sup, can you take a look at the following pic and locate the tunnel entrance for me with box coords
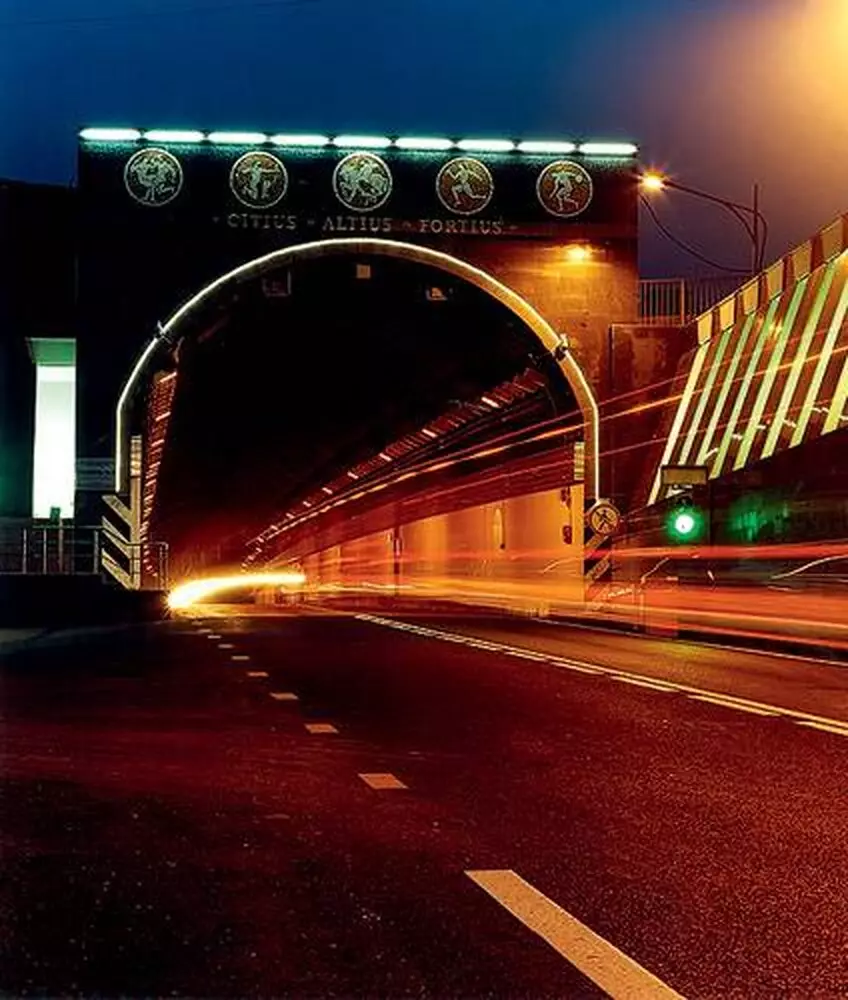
[112,239,596,584]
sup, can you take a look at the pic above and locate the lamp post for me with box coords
[641,172,768,275]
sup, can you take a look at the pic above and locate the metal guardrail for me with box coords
[638,277,745,326]
[0,522,168,590]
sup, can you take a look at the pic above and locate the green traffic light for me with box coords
[674,512,696,537]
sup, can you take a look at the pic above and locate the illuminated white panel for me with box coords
[761,259,837,459]
[207,131,268,144]
[394,137,455,150]
[331,135,392,148]
[79,127,141,142]
[32,365,76,518]
[677,326,732,465]
[695,312,756,466]
[734,278,809,471]
[647,346,708,504]
[578,142,638,156]
[142,129,205,143]
[270,134,330,146]
[792,263,848,445]
[457,139,516,152]
[517,140,577,154]
[711,296,782,478]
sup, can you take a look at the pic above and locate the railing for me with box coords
[638,276,746,327]
[0,522,168,590]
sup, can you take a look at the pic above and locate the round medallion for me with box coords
[436,157,494,215]
[229,151,289,209]
[536,160,593,218]
[124,148,183,207]
[332,152,393,212]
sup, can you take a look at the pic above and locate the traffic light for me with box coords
[665,495,706,543]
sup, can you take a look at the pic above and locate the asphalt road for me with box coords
[2,607,848,998]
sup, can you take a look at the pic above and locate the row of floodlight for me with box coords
[78,127,638,157]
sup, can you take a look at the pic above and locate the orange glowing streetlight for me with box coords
[640,171,666,193]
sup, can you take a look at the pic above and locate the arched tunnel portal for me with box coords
[114,239,598,591]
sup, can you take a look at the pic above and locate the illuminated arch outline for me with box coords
[115,238,600,499]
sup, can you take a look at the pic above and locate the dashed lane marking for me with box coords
[269,691,299,702]
[466,870,685,1000]
[231,655,251,662]
[247,671,269,678]
[610,675,679,693]
[796,720,848,737]
[355,614,848,739]
[305,723,339,734]
[206,634,222,640]
[689,694,778,717]
[358,773,407,790]
[218,643,235,649]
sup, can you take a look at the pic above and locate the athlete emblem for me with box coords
[536,161,593,218]
[436,157,494,215]
[230,151,288,209]
[332,152,393,212]
[124,148,183,207]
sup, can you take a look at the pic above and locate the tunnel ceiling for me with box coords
[150,253,577,558]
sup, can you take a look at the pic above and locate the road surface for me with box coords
[2,607,848,998]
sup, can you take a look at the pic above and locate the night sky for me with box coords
[1,0,845,274]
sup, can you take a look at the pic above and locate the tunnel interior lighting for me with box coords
[517,140,577,154]
[579,142,638,156]
[394,137,455,150]
[565,244,592,263]
[270,133,330,146]
[30,346,76,520]
[331,135,392,148]
[457,139,516,152]
[79,127,141,142]
[207,131,268,144]
[142,129,205,143]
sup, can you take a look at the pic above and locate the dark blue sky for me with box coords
[1,0,843,275]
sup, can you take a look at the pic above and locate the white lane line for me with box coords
[218,643,235,649]
[466,870,685,1000]
[247,670,269,678]
[611,676,679,693]
[231,655,251,662]
[689,695,779,718]
[536,616,846,669]
[796,720,848,737]
[305,723,339,734]
[356,614,848,735]
[269,691,299,702]
[206,634,222,640]
[358,772,407,790]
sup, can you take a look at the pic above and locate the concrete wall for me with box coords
[300,484,585,616]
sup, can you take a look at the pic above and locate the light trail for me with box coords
[168,570,306,609]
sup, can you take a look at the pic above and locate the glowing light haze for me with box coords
[1,0,845,270]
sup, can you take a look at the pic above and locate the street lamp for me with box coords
[641,171,768,275]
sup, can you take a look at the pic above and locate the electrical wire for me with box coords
[640,195,750,275]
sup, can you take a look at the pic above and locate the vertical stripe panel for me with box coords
[733,277,809,471]
[791,258,848,446]
[711,295,782,478]
[695,312,756,468]
[760,261,836,460]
